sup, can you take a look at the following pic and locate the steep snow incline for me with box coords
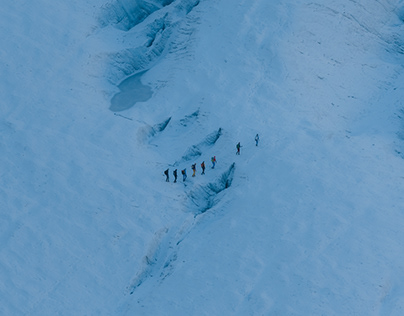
[1,0,404,315]
[0,1,148,314]
[119,0,404,315]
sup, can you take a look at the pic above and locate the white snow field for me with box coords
[1,0,404,314]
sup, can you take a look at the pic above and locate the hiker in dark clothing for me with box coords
[255,134,259,146]
[173,169,178,183]
[201,161,205,175]
[182,169,187,182]
[236,142,241,155]
[164,169,169,182]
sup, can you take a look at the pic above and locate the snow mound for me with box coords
[188,162,235,214]
[99,0,175,31]
[176,128,222,164]
[100,0,201,84]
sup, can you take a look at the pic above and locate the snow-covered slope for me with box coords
[1,0,404,315]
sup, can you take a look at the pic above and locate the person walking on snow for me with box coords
[192,163,196,177]
[255,134,259,146]
[173,169,178,183]
[211,156,217,169]
[164,169,169,182]
[182,169,187,182]
[201,161,206,175]
[236,142,241,155]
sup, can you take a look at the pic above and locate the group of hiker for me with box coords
[236,134,259,155]
[164,134,259,182]
[164,156,217,182]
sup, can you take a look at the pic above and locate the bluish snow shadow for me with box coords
[137,117,172,143]
[99,0,175,31]
[188,163,236,215]
[175,128,222,165]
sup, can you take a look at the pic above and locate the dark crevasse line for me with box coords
[99,0,200,31]
[128,163,235,295]
[137,117,172,143]
[106,14,171,83]
[105,0,201,86]
[395,108,404,158]
[128,227,169,294]
[179,109,200,127]
[175,128,222,165]
[188,162,235,215]
[99,0,175,31]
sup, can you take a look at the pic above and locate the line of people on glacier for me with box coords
[164,133,259,182]
[164,156,216,182]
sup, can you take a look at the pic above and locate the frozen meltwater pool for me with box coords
[110,70,153,112]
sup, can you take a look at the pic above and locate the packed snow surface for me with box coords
[1,0,404,314]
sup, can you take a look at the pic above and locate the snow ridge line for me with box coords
[175,127,222,165]
[188,162,236,215]
[126,217,192,294]
[137,117,172,143]
[101,0,201,84]
[179,109,200,126]
[128,163,235,295]
[99,0,175,31]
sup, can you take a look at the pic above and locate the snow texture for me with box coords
[1,0,404,315]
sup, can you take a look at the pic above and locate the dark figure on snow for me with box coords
[201,161,206,175]
[255,134,259,146]
[211,156,217,169]
[181,169,187,182]
[192,163,196,177]
[173,169,178,183]
[236,142,241,155]
[164,169,169,182]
